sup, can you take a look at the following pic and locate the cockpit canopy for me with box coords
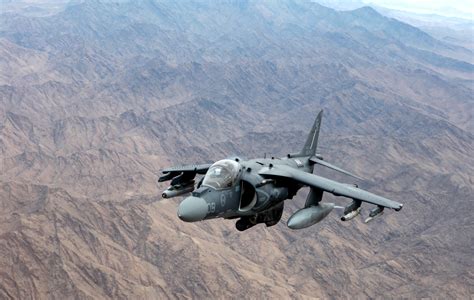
[202,159,241,190]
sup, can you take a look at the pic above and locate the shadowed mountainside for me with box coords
[0,0,473,298]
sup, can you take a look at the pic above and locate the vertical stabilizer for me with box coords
[299,110,323,157]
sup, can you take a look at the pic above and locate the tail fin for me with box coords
[299,110,323,157]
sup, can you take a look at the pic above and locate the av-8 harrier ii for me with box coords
[159,111,403,231]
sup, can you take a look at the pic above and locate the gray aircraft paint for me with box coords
[159,110,403,231]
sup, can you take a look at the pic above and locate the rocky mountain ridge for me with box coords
[0,0,473,298]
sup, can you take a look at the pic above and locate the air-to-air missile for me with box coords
[364,206,384,223]
[162,181,195,199]
[341,199,362,221]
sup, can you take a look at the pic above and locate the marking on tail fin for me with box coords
[310,127,317,149]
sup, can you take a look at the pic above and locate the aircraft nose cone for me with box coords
[178,196,208,222]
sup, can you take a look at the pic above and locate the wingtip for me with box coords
[394,203,403,211]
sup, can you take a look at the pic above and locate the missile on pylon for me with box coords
[364,205,384,223]
[341,199,362,221]
[162,181,195,199]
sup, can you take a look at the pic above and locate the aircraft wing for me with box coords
[159,163,212,182]
[259,165,403,210]
[309,156,363,180]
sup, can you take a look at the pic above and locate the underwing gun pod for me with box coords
[159,110,403,231]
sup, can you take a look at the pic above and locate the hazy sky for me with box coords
[363,0,474,19]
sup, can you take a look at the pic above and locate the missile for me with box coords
[341,199,362,221]
[364,206,384,223]
[341,207,361,221]
[287,202,334,230]
[162,182,195,199]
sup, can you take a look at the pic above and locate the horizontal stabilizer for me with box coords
[309,157,363,180]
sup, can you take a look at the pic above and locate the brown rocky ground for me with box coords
[0,1,473,298]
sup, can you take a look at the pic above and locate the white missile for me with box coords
[162,183,195,199]
[341,207,361,221]
[364,206,384,223]
[341,199,362,221]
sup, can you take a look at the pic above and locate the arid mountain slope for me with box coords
[0,0,473,298]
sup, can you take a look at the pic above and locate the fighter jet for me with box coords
[159,110,403,231]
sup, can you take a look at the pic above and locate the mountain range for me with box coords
[0,0,473,298]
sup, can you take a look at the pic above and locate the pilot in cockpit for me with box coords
[202,159,240,189]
